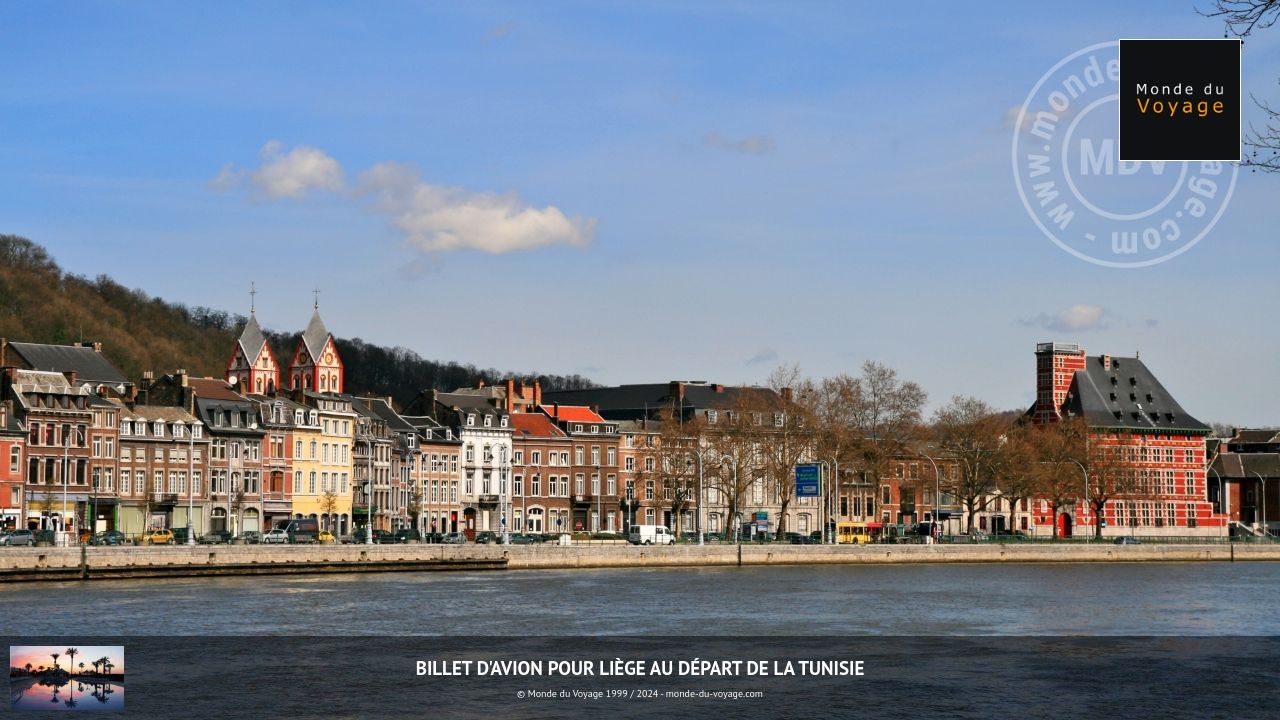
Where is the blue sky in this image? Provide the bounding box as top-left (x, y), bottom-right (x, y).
top-left (2, 1), bottom-right (1277, 425)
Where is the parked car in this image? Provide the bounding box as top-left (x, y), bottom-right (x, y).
top-left (238, 530), bottom-right (263, 544)
top-left (261, 528), bottom-right (291, 544)
top-left (508, 533), bottom-right (540, 545)
top-left (276, 518), bottom-right (319, 543)
top-left (351, 528), bottom-right (393, 544)
top-left (421, 532), bottom-right (443, 544)
top-left (144, 529), bottom-right (175, 545)
top-left (89, 530), bottom-right (127, 546)
top-left (1114, 536), bottom-right (1141, 545)
top-left (441, 532), bottom-right (467, 544)
top-left (317, 530), bottom-right (336, 544)
top-left (629, 524), bottom-right (676, 546)
top-left (0, 529), bottom-right (35, 546)
top-left (199, 530), bottom-right (233, 544)
top-left (474, 531), bottom-right (499, 544)
top-left (393, 529), bottom-right (422, 543)
top-left (784, 532), bottom-right (816, 544)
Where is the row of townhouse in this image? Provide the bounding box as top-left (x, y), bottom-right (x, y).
top-left (1, 308), bottom-right (1269, 541)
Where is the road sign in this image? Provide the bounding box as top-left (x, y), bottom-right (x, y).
top-left (795, 463), bottom-right (821, 497)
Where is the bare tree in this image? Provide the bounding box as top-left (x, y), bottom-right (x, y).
top-left (753, 365), bottom-right (814, 536)
top-left (1077, 426), bottom-right (1140, 539)
top-left (990, 422), bottom-right (1040, 535)
top-left (704, 394), bottom-right (764, 543)
top-left (932, 396), bottom-right (1004, 533)
top-left (1200, 1), bottom-right (1280, 170)
top-left (839, 362), bottom-right (928, 522)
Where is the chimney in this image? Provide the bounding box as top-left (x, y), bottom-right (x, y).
top-left (63, 370), bottom-right (78, 385)
top-left (669, 381), bottom-right (685, 404)
top-left (176, 369), bottom-right (188, 388)
top-left (93, 341), bottom-right (103, 353)
top-left (505, 379), bottom-right (516, 414)
top-left (781, 387), bottom-right (793, 402)
top-left (478, 379), bottom-right (485, 389)
top-left (533, 380), bottom-right (542, 407)
top-left (713, 384), bottom-right (724, 393)
top-left (1102, 354), bottom-right (1112, 370)
top-left (552, 403), bottom-right (559, 420)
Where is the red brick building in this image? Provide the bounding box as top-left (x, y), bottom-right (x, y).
top-left (539, 405), bottom-right (623, 533)
top-left (0, 400), bottom-right (24, 531)
top-left (509, 412), bottom-right (572, 534)
top-left (1029, 342), bottom-right (1221, 537)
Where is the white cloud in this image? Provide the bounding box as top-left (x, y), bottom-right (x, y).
top-left (212, 143), bottom-right (596, 255)
top-left (209, 140), bottom-right (344, 200)
top-left (745, 348), bottom-right (779, 366)
top-left (486, 22), bottom-right (515, 41)
top-left (1021, 304), bottom-right (1109, 332)
top-left (358, 162), bottom-right (596, 254)
top-left (703, 131), bottom-right (776, 155)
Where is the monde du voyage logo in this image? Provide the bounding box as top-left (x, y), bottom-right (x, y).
top-left (1012, 40), bottom-right (1240, 268)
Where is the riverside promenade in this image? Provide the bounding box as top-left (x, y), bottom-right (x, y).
top-left (1, 542), bottom-right (1278, 581)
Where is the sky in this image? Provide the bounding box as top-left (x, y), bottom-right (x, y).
top-left (10, 646), bottom-right (124, 674)
top-left (2, 1), bottom-right (1278, 426)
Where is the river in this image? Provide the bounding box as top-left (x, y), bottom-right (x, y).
top-left (3, 562), bottom-right (1276, 635)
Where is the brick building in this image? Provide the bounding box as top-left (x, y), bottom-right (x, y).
top-left (1208, 429), bottom-right (1280, 535)
top-left (1029, 342), bottom-right (1220, 537)
top-left (539, 405), bottom-right (622, 533)
top-left (509, 411), bottom-right (572, 534)
top-left (0, 400), bottom-right (25, 531)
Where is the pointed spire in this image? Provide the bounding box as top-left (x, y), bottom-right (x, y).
top-left (312, 287), bottom-right (321, 310)
top-left (250, 282), bottom-right (257, 315)
top-left (302, 305), bottom-right (331, 361)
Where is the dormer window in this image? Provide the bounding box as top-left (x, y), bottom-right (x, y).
top-left (590, 425), bottom-right (598, 434)
top-left (153, 421), bottom-right (165, 436)
top-left (500, 417), bottom-right (507, 428)
top-left (309, 412), bottom-right (318, 425)
top-left (192, 425), bottom-right (203, 439)
top-left (574, 424), bottom-right (583, 433)
top-left (468, 414), bottom-right (476, 426)
top-left (707, 410), bottom-right (717, 424)
top-left (173, 423), bottom-right (185, 438)
top-left (774, 412), bottom-right (784, 427)
top-left (136, 421), bottom-right (147, 436)
top-left (120, 421), bottom-right (132, 436)
top-left (484, 415), bottom-right (492, 427)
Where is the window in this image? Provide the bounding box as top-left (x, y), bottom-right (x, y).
top-left (483, 415), bottom-right (492, 427)
top-left (625, 457), bottom-right (635, 471)
top-left (591, 448), bottom-right (600, 465)
top-left (532, 475), bottom-right (541, 496)
top-left (10, 447), bottom-right (19, 473)
top-left (309, 472), bottom-right (317, 495)
top-left (607, 448), bottom-right (616, 466)
top-left (575, 447), bottom-right (584, 465)
top-left (576, 474), bottom-right (585, 495)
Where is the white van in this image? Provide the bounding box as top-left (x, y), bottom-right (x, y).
top-left (629, 524), bottom-right (676, 546)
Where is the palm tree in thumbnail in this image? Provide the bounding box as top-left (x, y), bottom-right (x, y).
top-left (50, 652), bottom-right (60, 673)
top-left (103, 658), bottom-right (114, 677)
top-left (25, 663), bottom-right (32, 676)
top-left (79, 662), bottom-right (85, 675)
top-left (65, 648), bottom-right (78, 674)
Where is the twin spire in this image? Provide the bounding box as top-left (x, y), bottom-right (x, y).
top-left (230, 283), bottom-right (342, 394)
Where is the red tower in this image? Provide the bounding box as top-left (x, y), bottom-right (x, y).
top-left (1032, 341), bottom-right (1086, 425)
top-left (289, 302), bottom-right (343, 394)
top-left (226, 300), bottom-right (280, 395)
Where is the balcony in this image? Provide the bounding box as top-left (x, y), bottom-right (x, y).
top-left (478, 494), bottom-right (500, 506)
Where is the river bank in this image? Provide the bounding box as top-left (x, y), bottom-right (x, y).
top-left (1, 542), bottom-right (1277, 581)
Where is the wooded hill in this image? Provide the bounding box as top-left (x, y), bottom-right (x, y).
top-left (0, 234), bottom-right (597, 404)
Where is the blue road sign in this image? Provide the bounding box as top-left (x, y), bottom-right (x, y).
top-left (795, 463), bottom-right (821, 497)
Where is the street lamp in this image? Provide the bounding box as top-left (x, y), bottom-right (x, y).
top-left (62, 425), bottom-right (86, 546)
top-left (362, 480), bottom-right (373, 546)
top-left (185, 423), bottom-right (197, 545)
top-left (1252, 471), bottom-right (1268, 538)
top-left (718, 455), bottom-right (739, 544)
top-left (920, 452), bottom-right (941, 543)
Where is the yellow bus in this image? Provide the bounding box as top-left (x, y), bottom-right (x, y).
top-left (836, 522), bottom-right (883, 545)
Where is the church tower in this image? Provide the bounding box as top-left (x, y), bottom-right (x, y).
top-left (289, 294), bottom-right (344, 394)
top-left (226, 284), bottom-right (281, 394)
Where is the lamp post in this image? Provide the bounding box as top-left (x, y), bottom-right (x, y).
top-left (1252, 471), bottom-right (1268, 539)
top-left (719, 455), bottom-right (739, 544)
top-left (186, 424), bottom-right (196, 545)
top-left (62, 426), bottom-right (85, 546)
top-left (695, 448), bottom-right (705, 546)
top-left (1207, 465), bottom-right (1226, 537)
top-left (1068, 458), bottom-right (1089, 543)
top-left (90, 473), bottom-right (98, 543)
top-left (921, 452), bottom-right (941, 543)
top-left (362, 480), bottom-right (373, 545)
